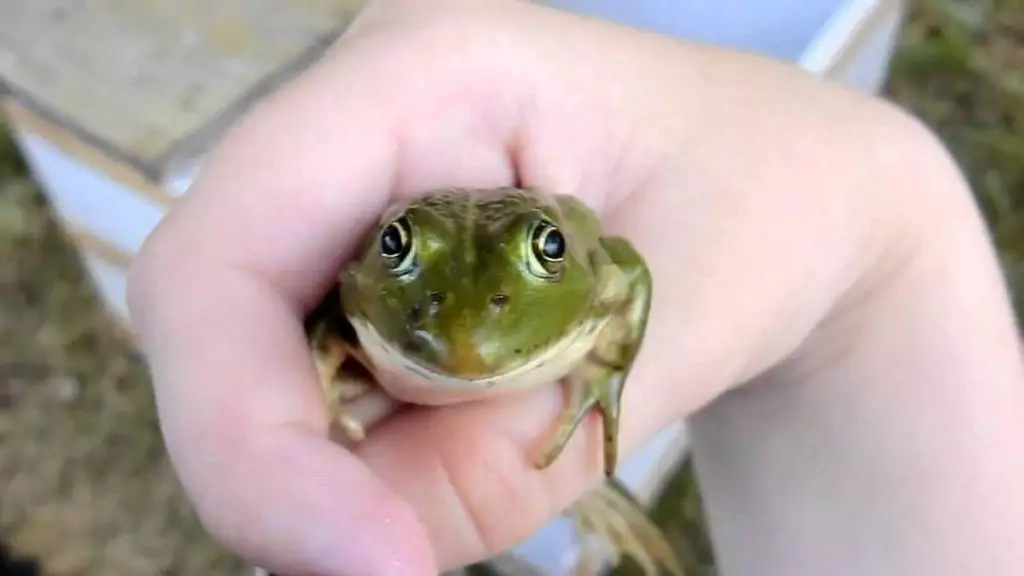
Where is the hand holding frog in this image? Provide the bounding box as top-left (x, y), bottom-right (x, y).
top-left (128, 1), bottom-right (1024, 575)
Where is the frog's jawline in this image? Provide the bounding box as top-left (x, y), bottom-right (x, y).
top-left (348, 315), bottom-right (608, 406)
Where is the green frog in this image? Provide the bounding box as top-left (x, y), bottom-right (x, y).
top-left (305, 187), bottom-right (683, 575)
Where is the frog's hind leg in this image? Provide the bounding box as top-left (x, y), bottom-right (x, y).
top-left (566, 481), bottom-right (684, 576)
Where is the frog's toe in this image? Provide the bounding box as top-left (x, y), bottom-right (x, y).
top-left (567, 484), bottom-right (685, 576)
top-left (532, 444), bottom-right (563, 471)
top-left (534, 376), bottom-right (596, 471)
top-left (324, 378), bottom-right (371, 443)
top-left (334, 411), bottom-right (367, 443)
top-left (319, 349), bottom-right (380, 443)
top-left (327, 386), bottom-right (403, 446)
top-left (333, 378), bottom-right (371, 401)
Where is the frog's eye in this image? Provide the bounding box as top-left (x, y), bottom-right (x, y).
top-left (380, 216), bottom-right (416, 274)
top-left (528, 219), bottom-right (565, 277)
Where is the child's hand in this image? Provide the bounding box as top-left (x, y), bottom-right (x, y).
top-left (127, 1), bottom-right (1024, 575)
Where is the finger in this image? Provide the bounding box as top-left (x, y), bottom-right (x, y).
top-left (353, 359), bottom-right (686, 570)
top-left (141, 48), bottom-right (397, 310)
top-left (353, 386), bottom-right (596, 569)
top-left (128, 47), bottom-right (443, 575)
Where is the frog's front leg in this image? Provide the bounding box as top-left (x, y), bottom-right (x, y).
top-left (534, 237), bottom-right (653, 477)
top-left (309, 317), bottom-right (395, 444)
top-left (533, 360), bottom-right (623, 476)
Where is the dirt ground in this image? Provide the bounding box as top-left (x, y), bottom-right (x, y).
top-left (2, 2), bottom-right (1022, 575)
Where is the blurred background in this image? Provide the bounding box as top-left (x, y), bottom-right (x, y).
top-left (1, 1), bottom-right (1021, 575)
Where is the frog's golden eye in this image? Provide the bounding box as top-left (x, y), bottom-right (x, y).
top-left (531, 220), bottom-right (565, 262)
top-left (380, 216), bottom-right (415, 274)
top-left (528, 219), bottom-right (565, 277)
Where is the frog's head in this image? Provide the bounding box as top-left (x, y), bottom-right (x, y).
top-left (341, 188), bottom-right (601, 381)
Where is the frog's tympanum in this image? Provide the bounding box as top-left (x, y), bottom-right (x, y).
top-left (304, 187), bottom-right (683, 576)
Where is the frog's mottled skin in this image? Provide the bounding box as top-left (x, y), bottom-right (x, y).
top-left (309, 186), bottom-right (652, 477)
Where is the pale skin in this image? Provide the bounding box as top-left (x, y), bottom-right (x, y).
top-left (126, 1), bottom-right (1024, 575)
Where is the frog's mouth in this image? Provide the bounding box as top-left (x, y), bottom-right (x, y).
top-left (348, 316), bottom-right (605, 404)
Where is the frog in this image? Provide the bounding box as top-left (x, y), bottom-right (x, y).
top-left (301, 186), bottom-right (683, 576)
top-left (308, 185), bottom-right (652, 476)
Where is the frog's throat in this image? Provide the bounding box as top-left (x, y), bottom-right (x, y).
top-left (347, 315), bottom-right (609, 406)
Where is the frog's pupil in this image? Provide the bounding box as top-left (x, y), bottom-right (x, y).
top-left (542, 229), bottom-right (565, 260)
top-left (381, 224), bottom-right (403, 257)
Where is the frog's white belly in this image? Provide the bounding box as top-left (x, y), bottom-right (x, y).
top-left (349, 316), bottom-right (609, 406)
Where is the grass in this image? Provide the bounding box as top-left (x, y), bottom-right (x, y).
top-left (0, 146), bottom-right (242, 574)
top-left (1, 1), bottom-right (1022, 574)
top-left (888, 0), bottom-right (1024, 314)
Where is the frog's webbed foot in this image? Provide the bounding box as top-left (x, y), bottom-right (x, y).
top-left (567, 482), bottom-right (685, 576)
top-left (533, 362), bottom-right (625, 477)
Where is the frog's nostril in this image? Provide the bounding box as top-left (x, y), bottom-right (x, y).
top-left (490, 292), bottom-right (510, 310)
top-left (402, 337), bottom-right (424, 354)
top-left (407, 302), bottom-right (423, 325)
top-left (428, 291), bottom-right (446, 318)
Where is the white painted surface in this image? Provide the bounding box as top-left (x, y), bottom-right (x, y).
top-left (11, 129), bottom-right (166, 257)
top-left (164, 163), bottom-right (200, 197)
top-left (80, 252), bottom-right (132, 324)
top-left (799, 0), bottom-right (882, 73)
top-left (536, 0), bottom-right (844, 62)
top-left (832, 1), bottom-right (906, 92)
top-left (10, 1), bottom-right (906, 574)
